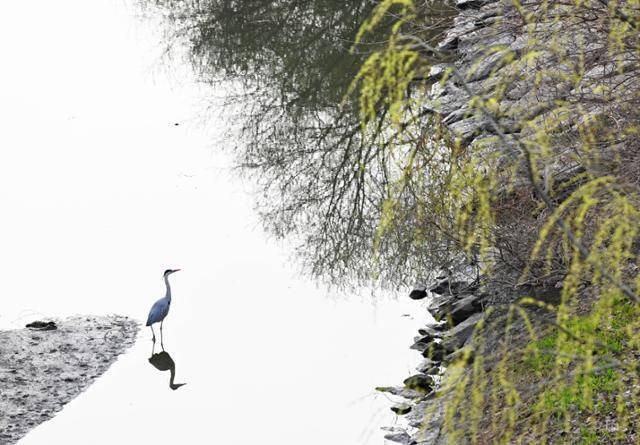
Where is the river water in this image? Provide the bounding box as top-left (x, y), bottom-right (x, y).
top-left (0, 1), bottom-right (430, 444)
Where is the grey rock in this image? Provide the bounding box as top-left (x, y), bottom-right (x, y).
top-left (416, 358), bottom-right (441, 374)
top-left (437, 34), bottom-right (459, 51)
top-left (428, 293), bottom-right (455, 310)
top-left (412, 399), bottom-right (447, 444)
top-left (404, 374), bottom-right (435, 393)
top-left (449, 294), bottom-right (485, 324)
top-left (407, 400), bottom-right (429, 428)
top-left (427, 64), bottom-right (448, 81)
top-left (25, 321), bottom-right (57, 331)
top-left (376, 386), bottom-right (424, 400)
top-left (410, 333), bottom-right (438, 352)
top-left (441, 11), bottom-right (485, 51)
top-left (459, 29), bottom-right (514, 56)
top-left (426, 366), bottom-right (441, 375)
top-left (429, 293), bottom-right (484, 325)
top-left (449, 117), bottom-right (488, 143)
top-left (421, 341), bottom-right (449, 361)
top-left (429, 321), bottom-right (450, 332)
top-left (417, 326), bottom-right (443, 338)
top-left (406, 396), bottom-right (443, 429)
top-left (382, 427), bottom-right (415, 445)
top-left (456, 0), bottom-right (493, 8)
top-left (425, 83), bottom-right (468, 116)
top-left (429, 279), bottom-right (478, 296)
top-left (467, 49), bottom-right (512, 82)
top-left (428, 297), bottom-right (457, 321)
top-left (409, 283), bottom-right (428, 300)
top-left (442, 106), bottom-right (470, 125)
top-left (441, 312), bottom-right (484, 351)
top-left (391, 402), bottom-right (413, 415)
top-left (444, 345), bottom-right (476, 365)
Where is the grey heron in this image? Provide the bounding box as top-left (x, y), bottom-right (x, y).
top-left (146, 268), bottom-right (180, 347)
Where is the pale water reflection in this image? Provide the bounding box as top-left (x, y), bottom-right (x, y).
top-left (0, 1), bottom-right (431, 444)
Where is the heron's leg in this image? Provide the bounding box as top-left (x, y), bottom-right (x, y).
top-left (150, 325), bottom-right (156, 343)
top-left (160, 320), bottom-right (164, 350)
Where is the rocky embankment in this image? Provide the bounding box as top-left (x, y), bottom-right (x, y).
top-left (377, 0), bottom-right (599, 439)
top-left (0, 315), bottom-right (138, 444)
top-left (375, 0), bottom-right (516, 439)
top-left (378, 278), bottom-right (486, 445)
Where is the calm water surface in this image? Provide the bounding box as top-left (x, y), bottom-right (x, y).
top-left (0, 1), bottom-right (431, 444)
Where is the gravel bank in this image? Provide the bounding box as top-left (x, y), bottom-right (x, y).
top-left (0, 315), bottom-right (138, 444)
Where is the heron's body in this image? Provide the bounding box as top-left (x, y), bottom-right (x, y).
top-left (146, 296), bottom-right (170, 327)
top-left (146, 269), bottom-right (180, 346)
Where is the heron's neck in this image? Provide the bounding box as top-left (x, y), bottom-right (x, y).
top-left (164, 275), bottom-right (172, 300)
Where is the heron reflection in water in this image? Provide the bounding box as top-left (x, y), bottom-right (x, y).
top-left (149, 345), bottom-right (186, 390)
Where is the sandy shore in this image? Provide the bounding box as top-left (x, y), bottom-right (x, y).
top-left (0, 315), bottom-right (138, 444)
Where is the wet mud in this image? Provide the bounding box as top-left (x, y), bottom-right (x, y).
top-left (0, 315), bottom-right (138, 444)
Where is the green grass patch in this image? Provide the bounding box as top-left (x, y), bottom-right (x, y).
top-left (522, 333), bottom-right (558, 372)
top-left (517, 296), bottom-right (637, 419)
top-left (579, 426), bottom-right (598, 445)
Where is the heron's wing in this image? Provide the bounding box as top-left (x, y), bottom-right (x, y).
top-left (146, 298), bottom-right (167, 326)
